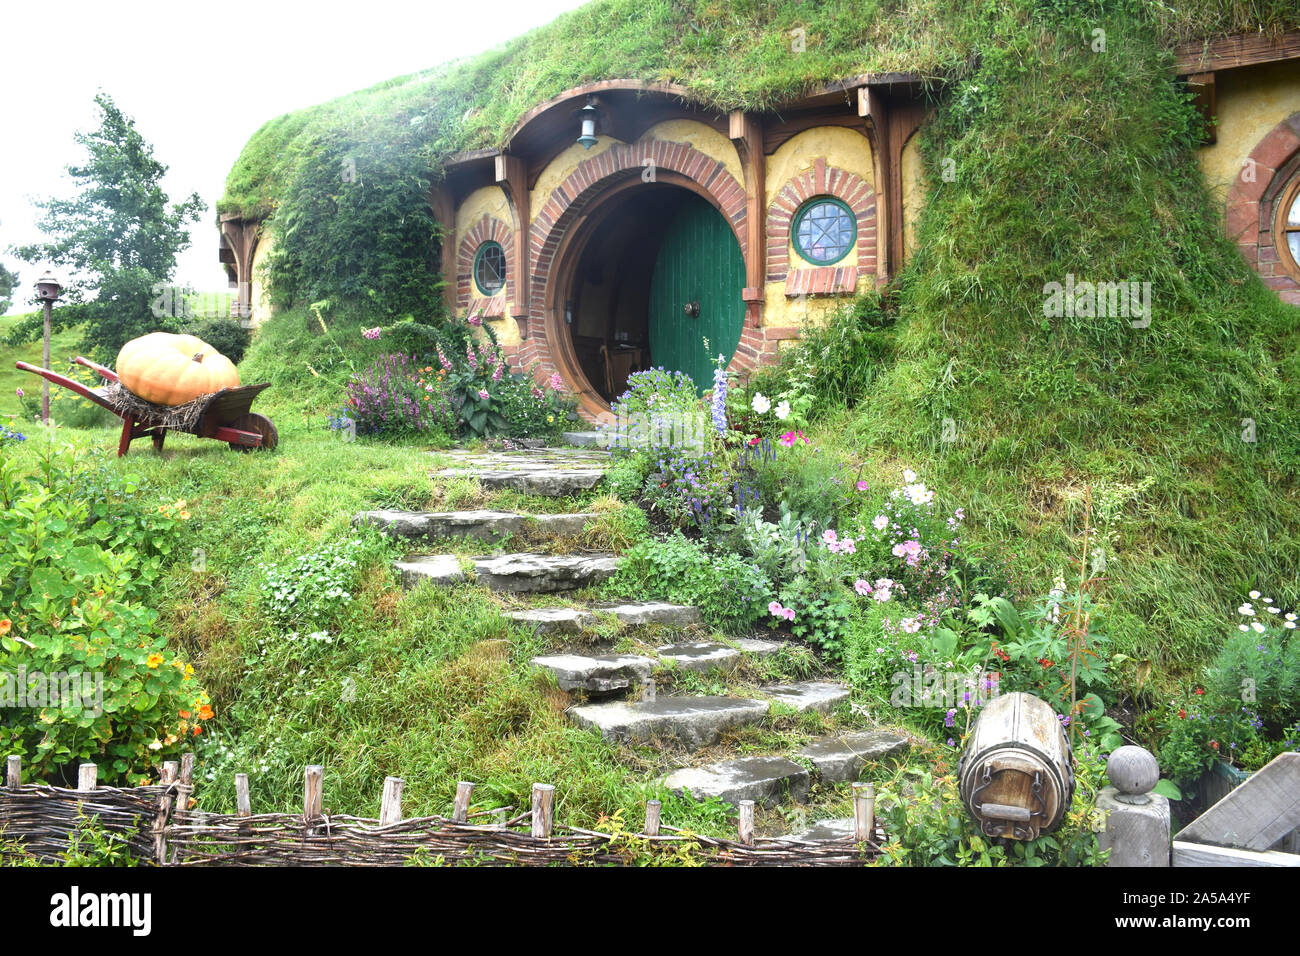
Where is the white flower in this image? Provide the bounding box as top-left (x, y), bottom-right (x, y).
top-left (774, 400), bottom-right (791, 420)
top-left (1249, 590), bottom-right (1261, 599)
top-left (903, 468), bottom-right (917, 483)
top-left (873, 514), bottom-right (889, 531)
top-left (1287, 613), bottom-right (1297, 622)
top-left (1238, 624), bottom-right (1249, 632)
top-left (1286, 621), bottom-right (1297, 629)
top-left (751, 393), bottom-right (771, 414)
top-left (1238, 604), bottom-right (1255, 616)
top-left (1250, 621), bottom-right (1266, 633)
top-left (1267, 606), bottom-right (1280, 614)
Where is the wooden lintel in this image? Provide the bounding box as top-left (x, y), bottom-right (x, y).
top-left (495, 154), bottom-right (531, 319)
top-left (1175, 30), bottom-right (1300, 75)
top-left (729, 109), bottom-right (766, 320)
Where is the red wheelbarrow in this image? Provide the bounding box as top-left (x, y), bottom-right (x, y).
top-left (15, 356), bottom-right (278, 457)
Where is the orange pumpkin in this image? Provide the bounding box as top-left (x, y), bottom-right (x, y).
top-left (116, 332), bottom-right (240, 405)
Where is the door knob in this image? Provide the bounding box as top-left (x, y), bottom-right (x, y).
top-left (683, 301), bottom-right (700, 318)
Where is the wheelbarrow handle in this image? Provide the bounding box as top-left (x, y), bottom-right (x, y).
top-left (14, 360), bottom-right (121, 415)
top-left (74, 356), bottom-right (119, 383)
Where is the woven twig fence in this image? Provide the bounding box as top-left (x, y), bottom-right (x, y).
top-left (2, 756), bottom-right (885, 866)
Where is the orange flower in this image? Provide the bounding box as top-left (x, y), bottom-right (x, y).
top-left (192, 725), bottom-right (203, 736)
top-left (179, 511), bottom-right (191, 520)
top-left (198, 704), bottom-right (214, 721)
top-left (179, 710), bottom-right (191, 719)
top-left (146, 653), bottom-right (164, 669)
top-left (0, 619), bottom-right (11, 637)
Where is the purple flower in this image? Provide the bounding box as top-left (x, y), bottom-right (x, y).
top-left (467, 312), bottom-right (482, 327)
top-left (15, 387), bottom-right (23, 398)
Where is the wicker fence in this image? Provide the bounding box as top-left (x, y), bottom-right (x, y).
top-left (1, 755), bottom-right (885, 867)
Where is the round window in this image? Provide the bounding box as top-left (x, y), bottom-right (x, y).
top-left (793, 197), bottom-right (856, 265)
top-left (473, 241), bottom-right (506, 296)
top-left (1277, 177), bottom-right (1300, 282)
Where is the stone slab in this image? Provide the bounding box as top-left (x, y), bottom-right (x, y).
top-left (508, 601), bottom-right (701, 635)
top-left (435, 468), bottom-right (607, 496)
top-left (356, 509), bottom-right (596, 542)
top-left (568, 696), bottom-right (770, 749)
top-left (395, 554), bottom-right (466, 589)
top-left (761, 681), bottom-right (851, 714)
top-left (797, 731), bottom-right (911, 783)
top-left (530, 653), bottom-right (657, 694)
top-left (472, 553), bottom-right (620, 593)
top-left (664, 756), bottom-right (810, 808)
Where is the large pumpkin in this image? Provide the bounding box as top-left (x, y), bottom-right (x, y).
top-left (116, 332), bottom-right (240, 406)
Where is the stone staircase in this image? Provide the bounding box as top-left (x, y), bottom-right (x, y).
top-left (399, 444), bottom-right (909, 839)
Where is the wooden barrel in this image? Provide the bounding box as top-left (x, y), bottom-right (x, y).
top-left (957, 692), bottom-right (1076, 840)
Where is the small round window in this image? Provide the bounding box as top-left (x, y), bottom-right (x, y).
top-left (1277, 176), bottom-right (1300, 282)
top-left (473, 241), bottom-right (506, 296)
top-left (793, 197), bottom-right (856, 265)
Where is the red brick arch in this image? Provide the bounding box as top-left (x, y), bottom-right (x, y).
top-left (766, 157), bottom-right (876, 295)
top-left (515, 139), bottom-right (750, 407)
top-left (1224, 112), bottom-right (1300, 305)
top-left (456, 214), bottom-right (514, 316)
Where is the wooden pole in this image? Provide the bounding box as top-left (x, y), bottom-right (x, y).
top-left (154, 762), bottom-right (178, 865)
top-left (6, 755), bottom-right (19, 790)
top-left (234, 773), bottom-right (251, 818)
top-left (77, 763), bottom-right (97, 791)
top-left (41, 299), bottom-right (52, 425)
top-left (303, 765), bottom-right (324, 823)
top-left (853, 782), bottom-right (875, 842)
top-left (643, 799), bottom-right (662, 837)
top-left (737, 800), bottom-right (755, 846)
top-left (531, 783), bottom-right (555, 839)
top-left (453, 781), bottom-right (475, 824)
top-left (380, 776), bottom-right (404, 826)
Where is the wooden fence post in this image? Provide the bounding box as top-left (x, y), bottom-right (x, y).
top-left (154, 762), bottom-right (178, 865)
top-left (531, 784), bottom-right (555, 839)
top-left (853, 782), bottom-right (875, 842)
top-left (303, 766), bottom-right (324, 833)
top-left (235, 773), bottom-right (251, 818)
top-left (6, 755), bottom-right (19, 790)
top-left (643, 799), bottom-right (662, 837)
top-left (380, 777), bottom-right (404, 827)
top-left (453, 781), bottom-right (475, 824)
top-left (77, 763), bottom-right (97, 791)
top-left (737, 800), bottom-right (755, 846)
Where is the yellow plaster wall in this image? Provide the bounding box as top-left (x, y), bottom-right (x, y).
top-left (454, 185), bottom-right (520, 344)
top-left (250, 230), bottom-right (274, 327)
top-left (901, 132), bottom-right (927, 264)
top-left (761, 126), bottom-right (876, 329)
top-left (529, 136), bottom-right (621, 223)
top-left (1198, 62), bottom-right (1300, 203)
top-left (638, 119), bottom-right (744, 187)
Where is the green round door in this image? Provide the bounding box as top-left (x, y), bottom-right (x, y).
top-left (648, 196), bottom-right (746, 393)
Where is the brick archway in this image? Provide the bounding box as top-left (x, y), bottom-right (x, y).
top-left (517, 139), bottom-right (752, 417)
top-left (456, 215), bottom-right (515, 316)
top-left (766, 157), bottom-right (876, 295)
top-left (1225, 112), bottom-right (1300, 305)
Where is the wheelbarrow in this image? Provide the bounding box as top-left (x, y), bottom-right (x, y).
top-left (15, 356), bottom-right (278, 457)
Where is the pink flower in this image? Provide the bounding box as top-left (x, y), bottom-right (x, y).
top-left (477, 389), bottom-right (490, 401)
top-left (15, 388), bottom-right (23, 398)
top-left (467, 312), bottom-right (483, 327)
top-left (784, 607), bottom-right (795, 622)
top-left (436, 346), bottom-right (452, 371)
top-left (856, 480), bottom-right (869, 492)
top-left (768, 601), bottom-right (783, 616)
top-left (466, 343), bottom-right (478, 370)
top-left (550, 372), bottom-right (564, 391)
top-left (778, 430), bottom-right (808, 447)
top-left (854, 579), bottom-right (872, 596)
top-left (837, 538), bottom-right (856, 554)
top-left (362, 327), bottom-right (381, 340)
top-left (531, 385), bottom-right (544, 400)
top-left (492, 362), bottom-right (504, 382)
top-left (822, 529), bottom-right (838, 545)
top-left (872, 514), bottom-right (889, 531)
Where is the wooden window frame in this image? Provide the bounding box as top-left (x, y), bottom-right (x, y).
top-left (792, 196), bottom-right (857, 267)
top-left (1274, 175), bottom-right (1300, 284)
top-left (473, 241), bottom-right (507, 296)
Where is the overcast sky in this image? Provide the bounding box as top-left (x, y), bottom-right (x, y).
top-left (0, 0), bottom-right (591, 314)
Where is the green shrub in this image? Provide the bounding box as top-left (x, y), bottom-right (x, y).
top-left (257, 533), bottom-right (388, 633)
top-left (186, 317), bottom-right (252, 365)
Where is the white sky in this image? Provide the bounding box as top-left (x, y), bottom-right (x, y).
top-left (0, 0), bottom-right (591, 314)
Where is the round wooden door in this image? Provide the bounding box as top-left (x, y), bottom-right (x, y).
top-left (648, 195), bottom-right (746, 393)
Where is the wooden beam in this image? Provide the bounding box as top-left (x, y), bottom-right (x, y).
top-left (1186, 71), bottom-right (1217, 145)
top-left (858, 86), bottom-right (891, 282)
top-left (729, 109), bottom-right (766, 324)
top-left (429, 186), bottom-right (457, 315)
top-left (1173, 840), bottom-right (1300, 867)
top-left (1174, 30), bottom-right (1300, 75)
top-left (495, 153), bottom-right (531, 320)
top-left (1179, 752), bottom-right (1300, 851)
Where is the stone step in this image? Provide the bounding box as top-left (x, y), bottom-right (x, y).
top-left (508, 601), bottom-right (701, 635)
top-left (396, 552), bottom-right (619, 593)
top-left (473, 552), bottom-right (619, 593)
top-left (760, 681), bottom-right (851, 715)
top-left (356, 509), bottom-right (597, 542)
top-left (433, 467), bottom-right (607, 496)
top-left (664, 756), bottom-right (810, 808)
top-left (561, 431), bottom-right (605, 447)
top-left (796, 730), bottom-right (910, 783)
top-left (529, 652), bottom-right (657, 694)
top-left (654, 637), bottom-right (782, 674)
top-left (568, 696), bottom-right (769, 749)
top-left (439, 449), bottom-right (611, 465)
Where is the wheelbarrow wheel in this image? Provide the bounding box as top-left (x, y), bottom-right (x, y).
top-left (228, 413), bottom-right (278, 452)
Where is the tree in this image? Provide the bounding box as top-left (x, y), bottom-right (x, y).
top-left (0, 264), bottom-right (17, 314)
top-left (12, 92), bottom-right (205, 361)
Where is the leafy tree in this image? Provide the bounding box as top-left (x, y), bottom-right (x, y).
top-left (0, 263), bottom-right (18, 314)
top-left (11, 92), bottom-right (205, 361)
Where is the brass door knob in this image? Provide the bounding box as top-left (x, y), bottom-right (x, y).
top-left (683, 301), bottom-right (700, 318)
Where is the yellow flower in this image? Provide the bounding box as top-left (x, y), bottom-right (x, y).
top-left (547, 415), bottom-right (555, 423)
top-left (146, 653), bottom-right (164, 669)
top-left (179, 510), bottom-right (191, 520)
